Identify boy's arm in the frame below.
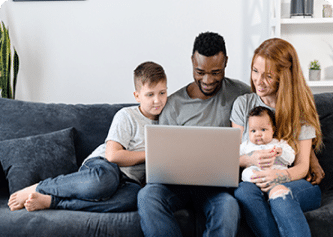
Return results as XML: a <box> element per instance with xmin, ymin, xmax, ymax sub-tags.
<box><xmin>105</xmin><ymin>140</ymin><xmax>145</xmax><ymax>167</ymax></box>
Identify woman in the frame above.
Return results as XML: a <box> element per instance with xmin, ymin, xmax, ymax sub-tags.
<box><xmin>231</xmin><ymin>38</ymin><xmax>322</xmax><ymax>237</ymax></box>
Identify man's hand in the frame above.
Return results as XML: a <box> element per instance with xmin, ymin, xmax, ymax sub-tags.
<box><xmin>306</xmin><ymin>150</ymin><xmax>325</xmax><ymax>185</ymax></box>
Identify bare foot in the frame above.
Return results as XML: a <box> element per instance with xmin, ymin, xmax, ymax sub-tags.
<box><xmin>8</xmin><ymin>184</ymin><xmax>38</xmax><ymax>211</ymax></box>
<box><xmin>24</xmin><ymin>193</ymin><xmax>51</xmax><ymax>212</ymax></box>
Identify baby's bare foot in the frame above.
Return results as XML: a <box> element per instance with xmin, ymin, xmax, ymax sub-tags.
<box><xmin>8</xmin><ymin>184</ymin><xmax>38</xmax><ymax>211</ymax></box>
<box><xmin>24</xmin><ymin>193</ymin><xmax>51</xmax><ymax>212</ymax></box>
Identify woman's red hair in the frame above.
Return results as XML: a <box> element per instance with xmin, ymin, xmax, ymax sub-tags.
<box><xmin>251</xmin><ymin>38</ymin><xmax>322</xmax><ymax>153</ymax></box>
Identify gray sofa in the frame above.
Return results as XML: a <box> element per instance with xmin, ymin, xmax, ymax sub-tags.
<box><xmin>0</xmin><ymin>93</ymin><xmax>332</xmax><ymax>237</ymax></box>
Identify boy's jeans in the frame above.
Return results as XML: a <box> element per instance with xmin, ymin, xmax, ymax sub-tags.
<box><xmin>36</xmin><ymin>157</ymin><xmax>141</xmax><ymax>212</ymax></box>
<box><xmin>234</xmin><ymin>179</ymin><xmax>321</xmax><ymax>237</ymax></box>
<box><xmin>138</xmin><ymin>183</ymin><xmax>240</xmax><ymax>237</ymax></box>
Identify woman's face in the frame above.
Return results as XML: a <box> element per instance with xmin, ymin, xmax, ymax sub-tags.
<box><xmin>251</xmin><ymin>56</ymin><xmax>277</xmax><ymax>98</ymax></box>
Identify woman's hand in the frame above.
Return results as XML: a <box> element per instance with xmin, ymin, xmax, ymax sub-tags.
<box><xmin>246</xmin><ymin>147</ymin><xmax>280</xmax><ymax>169</ymax></box>
<box><xmin>250</xmin><ymin>169</ymin><xmax>291</xmax><ymax>193</ymax></box>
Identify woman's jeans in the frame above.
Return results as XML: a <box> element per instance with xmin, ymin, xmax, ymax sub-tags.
<box><xmin>234</xmin><ymin>180</ymin><xmax>321</xmax><ymax>237</ymax></box>
<box><xmin>138</xmin><ymin>183</ymin><xmax>240</xmax><ymax>237</ymax></box>
<box><xmin>36</xmin><ymin>157</ymin><xmax>141</xmax><ymax>212</ymax></box>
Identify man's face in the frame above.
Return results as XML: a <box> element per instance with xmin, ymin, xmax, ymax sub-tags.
<box><xmin>191</xmin><ymin>51</ymin><xmax>227</xmax><ymax>98</ymax></box>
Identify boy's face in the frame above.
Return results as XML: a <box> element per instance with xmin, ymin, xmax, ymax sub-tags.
<box><xmin>134</xmin><ymin>80</ymin><xmax>167</xmax><ymax>120</ymax></box>
<box><xmin>248</xmin><ymin>113</ymin><xmax>274</xmax><ymax>145</ymax></box>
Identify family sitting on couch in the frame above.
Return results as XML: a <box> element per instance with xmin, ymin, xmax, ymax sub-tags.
<box><xmin>7</xmin><ymin>32</ymin><xmax>325</xmax><ymax>237</ymax></box>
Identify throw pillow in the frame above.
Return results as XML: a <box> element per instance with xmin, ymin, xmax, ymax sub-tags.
<box><xmin>0</xmin><ymin>128</ymin><xmax>78</xmax><ymax>194</ymax></box>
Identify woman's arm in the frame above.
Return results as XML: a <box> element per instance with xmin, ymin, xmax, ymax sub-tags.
<box><xmin>232</xmin><ymin>122</ymin><xmax>244</xmax><ymax>143</ymax></box>
<box><xmin>252</xmin><ymin>139</ymin><xmax>312</xmax><ymax>192</ymax></box>
<box><xmin>287</xmin><ymin>139</ymin><xmax>312</xmax><ymax>180</ymax></box>
<box><xmin>232</xmin><ymin>122</ymin><xmax>249</xmax><ymax>167</ymax></box>
<box><xmin>105</xmin><ymin>140</ymin><xmax>145</xmax><ymax>167</ymax></box>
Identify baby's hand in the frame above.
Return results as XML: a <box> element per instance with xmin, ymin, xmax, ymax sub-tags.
<box><xmin>274</xmin><ymin>146</ymin><xmax>282</xmax><ymax>157</ymax></box>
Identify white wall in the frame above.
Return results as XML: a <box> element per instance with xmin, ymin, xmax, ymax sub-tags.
<box><xmin>281</xmin><ymin>0</ymin><xmax>333</xmax><ymax>81</ymax></box>
<box><xmin>0</xmin><ymin>0</ymin><xmax>270</xmax><ymax>104</ymax></box>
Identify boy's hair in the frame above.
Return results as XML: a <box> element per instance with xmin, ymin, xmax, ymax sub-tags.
<box><xmin>134</xmin><ymin>61</ymin><xmax>166</xmax><ymax>91</ymax></box>
<box><xmin>248</xmin><ymin>106</ymin><xmax>276</xmax><ymax>131</ymax></box>
<box><xmin>192</xmin><ymin>32</ymin><xmax>227</xmax><ymax>57</ymax></box>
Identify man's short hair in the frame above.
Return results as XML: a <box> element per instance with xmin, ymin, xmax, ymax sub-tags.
<box><xmin>134</xmin><ymin>61</ymin><xmax>167</xmax><ymax>91</ymax></box>
<box><xmin>192</xmin><ymin>32</ymin><xmax>227</xmax><ymax>57</ymax></box>
<box><xmin>248</xmin><ymin>106</ymin><xmax>276</xmax><ymax>129</ymax></box>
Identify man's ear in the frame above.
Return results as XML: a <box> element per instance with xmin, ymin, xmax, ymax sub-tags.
<box><xmin>133</xmin><ymin>91</ymin><xmax>140</xmax><ymax>103</ymax></box>
<box><xmin>224</xmin><ymin>56</ymin><xmax>229</xmax><ymax>68</ymax></box>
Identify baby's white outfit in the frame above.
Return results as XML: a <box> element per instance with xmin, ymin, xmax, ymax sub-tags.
<box><xmin>240</xmin><ymin>138</ymin><xmax>295</xmax><ymax>182</ymax></box>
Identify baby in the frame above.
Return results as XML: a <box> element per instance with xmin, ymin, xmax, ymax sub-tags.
<box><xmin>241</xmin><ymin>106</ymin><xmax>295</xmax><ymax>182</ymax></box>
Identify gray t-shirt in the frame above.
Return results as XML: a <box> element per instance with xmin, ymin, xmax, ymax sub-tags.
<box><xmin>230</xmin><ymin>93</ymin><xmax>316</xmax><ymax>143</ymax></box>
<box><xmin>86</xmin><ymin>106</ymin><xmax>157</xmax><ymax>184</ymax></box>
<box><xmin>159</xmin><ymin>77</ymin><xmax>251</xmax><ymax>126</ymax></box>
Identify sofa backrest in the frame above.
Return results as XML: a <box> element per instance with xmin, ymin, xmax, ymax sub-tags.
<box><xmin>0</xmin><ymin>93</ymin><xmax>332</xmax><ymax>194</ymax></box>
<box><xmin>0</xmin><ymin>98</ymin><xmax>136</xmax><ymax>193</ymax></box>
<box><xmin>314</xmin><ymin>93</ymin><xmax>333</xmax><ymax>193</ymax></box>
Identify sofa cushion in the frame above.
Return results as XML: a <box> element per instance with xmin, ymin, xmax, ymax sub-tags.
<box><xmin>0</xmin><ymin>128</ymin><xmax>78</xmax><ymax>194</ymax></box>
<box><xmin>314</xmin><ymin>93</ymin><xmax>333</xmax><ymax>193</ymax></box>
<box><xmin>0</xmin><ymin>98</ymin><xmax>136</xmax><ymax>194</ymax></box>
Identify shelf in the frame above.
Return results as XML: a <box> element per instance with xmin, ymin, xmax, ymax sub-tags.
<box><xmin>281</xmin><ymin>17</ymin><xmax>333</xmax><ymax>24</ymax></box>
<box><xmin>306</xmin><ymin>80</ymin><xmax>333</xmax><ymax>87</ymax></box>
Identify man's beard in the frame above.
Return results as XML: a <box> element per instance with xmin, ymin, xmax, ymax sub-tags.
<box><xmin>198</xmin><ymin>82</ymin><xmax>222</xmax><ymax>97</ymax></box>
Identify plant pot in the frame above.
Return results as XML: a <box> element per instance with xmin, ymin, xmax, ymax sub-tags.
<box><xmin>309</xmin><ymin>69</ymin><xmax>321</xmax><ymax>81</ymax></box>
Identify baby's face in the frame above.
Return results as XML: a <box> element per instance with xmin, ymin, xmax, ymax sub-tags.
<box><xmin>248</xmin><ymin>113</ymin><xmax>274</xmax><ymax>145</ymax></box>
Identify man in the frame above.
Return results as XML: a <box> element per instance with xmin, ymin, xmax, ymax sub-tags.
<box><xmin>137</xmin><ymin>32</ymin><xmax>251</xmax><ymax>237</ymax></box>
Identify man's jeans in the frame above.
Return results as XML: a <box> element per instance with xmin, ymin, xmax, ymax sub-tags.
<box><xmin>36</xmin><ymin>157</ymin><xmax>141</xmax><ymax>212</ymax></box>
<box><xmin>137</xmin><ymin>183</ymin><xmax>240</xmax><ymax>237</ymax></box>
<box><xmin>234</xmin><ymin>180</ymin><xmax>321</xmax><ymax>237</ymax></box>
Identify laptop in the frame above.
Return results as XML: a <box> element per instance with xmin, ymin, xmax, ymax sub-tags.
<box><xmin>145</xmin><ymin>125</ymin><xmax>241</xmax><ymax>187</ymax></box>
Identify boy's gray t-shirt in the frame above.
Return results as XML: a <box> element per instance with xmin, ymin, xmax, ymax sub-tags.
<box><xmin>86</xmin><ymin>106</ymin><xmax>157</xmax><ymax>184</ymax></box>
<box><xmin>159</xmin><ymin>77</ymin><xmax>251</xmax><ymax>126</ymax></box>
<box><xmin>230</xmin><ymin>93</ymin><xmax>316</xmax><ymax>143</ymax></box>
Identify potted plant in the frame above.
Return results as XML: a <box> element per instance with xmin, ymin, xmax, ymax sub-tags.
<box><xmin>0</xmin><ymin>22</ymin><xmax>19</xmax><ymax>99</ymax></box>
<box><xmin>309</xmin><ymin>60</ymin><xmax>321</xmax><ymax>81</ymax></box>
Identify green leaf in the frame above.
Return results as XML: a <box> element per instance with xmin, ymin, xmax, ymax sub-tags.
<box><xmin>13</xmin><ymin>49</ymin><xmax>19</xmax><ymax>99</ymax></box>
<box><xmin>0</xmin><ymin>21</ymin><xmax>19</xmax><ymax>99</ymax></box>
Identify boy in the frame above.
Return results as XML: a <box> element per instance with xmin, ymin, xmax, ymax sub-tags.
<box><xmin>241</xmin><ymin>106</ymin><xmax>295</xmax><ymax>182</ymax></box>
<box><xmin>8</xmin><ymin>61</ymin><xmax>168</xmax><ymax>212</ymax></box>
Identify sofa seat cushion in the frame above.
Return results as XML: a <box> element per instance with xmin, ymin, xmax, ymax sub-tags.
<box><xmin>305</xmin><ymin>190</ymin><xmax>333</xmax><ymax>237</ymax></box>
<box><xmin>0</xmin><ymin>128</ymin><xmax>78</xmax><ymax>194</ymax></box>
<box><xmin>0</xmin><ymin>197</ymin><xmax>143</xmax><ymax>237</ymax></box>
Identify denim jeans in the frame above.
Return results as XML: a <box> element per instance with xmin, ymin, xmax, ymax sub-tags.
<box><xmin>234</xmin><ymin>180</ymin><xmax>321</xmax><ymax>237</ymax></box>
<box><xmin>137</xmin><ymin>183</ymin><xmax>240</xmax><ymax>237</ymax></box>
<box><xmin>36</xmin><ymin>157</ymin><xmax>141</xmax><ymax>212</ymax></box>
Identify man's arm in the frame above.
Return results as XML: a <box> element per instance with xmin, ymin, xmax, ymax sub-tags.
<box><xmin>306</xmin><ymin>149</ymin><xmax>325</xmax><ymax>185</ymax></box>
<box><xmin>105</xmin><ymin>140</ymin><xmax>145</xmax><ymax>167</ymax></box>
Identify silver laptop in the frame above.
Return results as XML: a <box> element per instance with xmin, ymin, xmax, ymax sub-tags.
<box><xmin>145</xmin><ymin>125</ymin><xmax>241</xmax><ymax>187</ymax></box>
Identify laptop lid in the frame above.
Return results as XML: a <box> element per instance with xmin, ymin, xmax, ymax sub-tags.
<box><xmin>145</xmin><ymin>125</ymin><xmax>241</xmax><ymax>187</ymax></box>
